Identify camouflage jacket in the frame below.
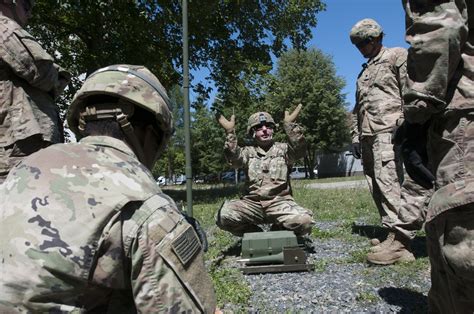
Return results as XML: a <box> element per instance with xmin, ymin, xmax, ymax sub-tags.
<box><xmin>224</xmin><ymin>122</ymin><xmax>306</xmax><ymax>200</ymax></box>
<box><xmin>351</xmin><ymin>47</ymin><xmax>407</xmax><ymax>143</ymax></box>
<box><xmin>402</xmin><ymin>0</ymin><xmax>474</xmax><ymax>121</ymax></box>
<box><xmin>0</xmin><ymin>13</ymin><xmax>70</xmax><ymax>147</ymax></box>
<box><xmin>402</xmin><ymin>0</ymin><xmax>474</xmax><ymax>220</ymax></box>
<box><xmin>0</xmin><ymin>136</ymin><xmax>216</xmax><ymax>313</ymax></box>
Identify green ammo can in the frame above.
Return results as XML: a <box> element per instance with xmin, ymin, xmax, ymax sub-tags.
<box><xmin>239</xmin><ymin>230</ymin><xmax>314</xmax><ymax>274</ymax></box>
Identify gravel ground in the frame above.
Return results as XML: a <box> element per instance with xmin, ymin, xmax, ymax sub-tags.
<box><xmin>219</xmin><ymin>221</ymin><xmax>431</xmax><ymax>312</ymax></box>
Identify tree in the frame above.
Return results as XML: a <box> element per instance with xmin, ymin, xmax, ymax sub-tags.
<box><xmin>152</xmin><ymin>85</ymin><xmax>185</xmax><ymax>179</ymax></box>
<box><xmin>266</xmin><ymin>48</ymin><xmax>350</xmax><ymax>178</ymax></box>
<box><xmin>28</xmin><ymin>1</ymin><xmax>325</xmax><ymax>101</ymax></box>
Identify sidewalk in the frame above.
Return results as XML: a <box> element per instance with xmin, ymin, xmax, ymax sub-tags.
<box><xmin>306</xmin><ymin>179</ymin><xmax>368</xmax><ymax>190</ymax></box>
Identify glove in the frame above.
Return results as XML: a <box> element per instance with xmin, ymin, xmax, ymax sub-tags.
<box><xmin>351</xmin><ymin>142</ymin><xmax>361</xmax><ymax>159</ymax></box>
<box><xmin>184</xmin><ymin>214</ymin><xmax>208</xmax><ymax>252</ymax></box>
<box><xmin>284</xmin><ymin>103</ymin><xmax>303</xmax><ymax>123</ymax></box>
<box><xmin>217</xmin><ymin>114</ymin><xmax>235</xmax><ymax>133</ymax></box>
<box><xmin>401</xmin><ymin>122</ymin><xmax>435</xmax><ymax>189</ymax></box>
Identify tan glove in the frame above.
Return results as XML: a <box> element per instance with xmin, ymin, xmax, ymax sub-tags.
<box><xmin>284</xmin><ymin>103</ymin><xmax>303</xmax><ymax>123</ymax></box>
<box><xmin>217</xmin><ymin>114</ymin><xmax>235</xmax><ymax>133</ymax></box>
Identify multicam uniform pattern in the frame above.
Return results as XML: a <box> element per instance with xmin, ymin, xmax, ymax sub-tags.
<box><xmin>352</xmin><ymin>46</ymin><xmax>405</xmax><ymax>229</ymax></box>
<box><xmin>0</xmin><ymin>13</ymin><xmax>70</xmax><ymax>183</ymax></box>
<box><xmin>352</xmin><ymin>46</ymin><xmax>429</xmax><ymax>238</ymax></box>
<box><xmin>402</xmin><ymin>0</ymin><xmax>474</xmax><ymax>312</ymax></box>
<box><xmin>0</xmin><ymin>136</ymin><xmax>216</xmax><ymax>313</ymax></box>
<box><xmin>216</xmin><ymin>122</ymin><xmax>314</xmax><ymax>236</ymax></box>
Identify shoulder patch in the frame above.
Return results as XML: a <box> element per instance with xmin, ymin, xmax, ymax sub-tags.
<box><xmin>171</xmin><ymin>225</ymin><xmax>201</xmax><ymax>265</ymax></box>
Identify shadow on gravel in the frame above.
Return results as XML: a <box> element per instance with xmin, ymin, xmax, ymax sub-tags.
<box><xmin>351</xmin><ymin>224</ymin><xmax>427</xmax><ymax>258</ymax></box>
<box><xmin>378</xmin><ymin>287</ymin><xmax>428</xmax><ymax>313</ymax></box>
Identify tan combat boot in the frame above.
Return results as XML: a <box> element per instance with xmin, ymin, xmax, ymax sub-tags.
<box><xmin>366</xmin><ymin>233</ymin><xmax>415</xmax><ymax>265</ymax></box>
<box><xmin>370</xmin><ymin>231</ymin><xmax>396</xmax><ymax>253</ymax></box>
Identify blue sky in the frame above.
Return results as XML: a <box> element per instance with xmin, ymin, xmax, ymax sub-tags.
<box><xmin>192</xmin><ymin>0</ymin><xmax>408</xmax><ymax>111</ymax></box>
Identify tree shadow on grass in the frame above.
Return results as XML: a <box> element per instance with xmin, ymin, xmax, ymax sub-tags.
<box><xmin>378</xmin><ymin>287</ymin><xmax>427</xmax><ymax>313</ymax></box>
<box><xmin>351</xmin><ymin>223</ymin><xmax>427</xmax><ymax>258</ymax></box>
<box><xmin>163</xmin><ymin>185</ymin><xmax>242</xmax><ymax>204</ymax></box>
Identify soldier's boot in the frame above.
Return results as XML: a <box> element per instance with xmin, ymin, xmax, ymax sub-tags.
<box><xmin>369</xmin><ymin>238</ymin><xmax>380</xmax><ymax>246</ymax></box>
<box><xmin>366</xmin><ymin>233</ymin><xmax>415</xmax><ymax>265</ymax></box>
<box><xmin>370</xmin><ymin>231</ymin><xmax>396</xmax><ymax>252</ymax></box>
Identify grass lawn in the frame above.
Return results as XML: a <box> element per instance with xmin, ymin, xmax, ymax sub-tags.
<box><xmin>162</xmin><ymin>179</ymin><xmax>429</xmax><ymax>309</ymax></box>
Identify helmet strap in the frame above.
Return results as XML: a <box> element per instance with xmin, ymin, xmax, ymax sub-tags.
<box><xmin>78</xmin><ymin>104</ymin><xmax>147</xmax><ymax>164</ymax></box>
<box><xmin>116</xmin><ymin>113</ymin><xmax>148</xmax><ymax>164</ymax></box>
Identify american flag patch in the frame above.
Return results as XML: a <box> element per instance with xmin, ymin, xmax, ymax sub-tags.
<box><xmin>171</xmin><ymin>226</ymin><xmax>201</xmax><ymax>265</ymax></box>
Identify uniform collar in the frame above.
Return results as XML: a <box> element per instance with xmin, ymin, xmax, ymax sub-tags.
<box><xmin>80</xmin><ymin>136</ymin><xmax>137</xmax><ymax>159</ymax></box>
<box><xmin>367</xmin><ymin>46</ymin><xmax>387</xmax><ymax>65</ymax></box>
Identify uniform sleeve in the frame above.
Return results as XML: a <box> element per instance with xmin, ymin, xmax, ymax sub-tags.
<box><xmin>350</xmin><ymin>105</ymin><xmax>360</xmax><ymax>144</ymax></box>
<box><xmin>0</xmin><ymin>23</ymin><xmax>70</xmax><ymax>97</ymax></box>
<box><xmin>129</xmin><ymin>206</ymin><xmax>216</xmax><ymax>313</ymax></box>
<box><xmin>283</xmin><ymin>122</ymin><xmax>307</xmax><ymax>162</ymax></box>
<box><xmin>402</xmin><ymin>0</ymin><xmax>468</xmax><ymax>121</ymax></box>
<box><xmin>395</xmin><ymin>49</ymin><xmax>408</xmax><ymax>125</ymax></box>
<box><xmin>224</xmin><ymin>131</ymin><xmax>245</xmax><ymax>168</ymax></box>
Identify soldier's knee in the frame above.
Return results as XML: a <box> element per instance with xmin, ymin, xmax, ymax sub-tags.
<box><xmin>284</xmin><ymin>214</ymin><xmax>314</xmax><ymax>236</ymax></box>
<box><xmin>215</xmin><ymin>201</ymin><xmax>237</xmax><ymax>229</ymax></box>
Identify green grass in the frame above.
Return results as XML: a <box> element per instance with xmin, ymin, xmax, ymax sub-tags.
<box><xmin>162</xmin><ymin>180</ymin><xmax>429</xmax><ymax>309</ymax></box>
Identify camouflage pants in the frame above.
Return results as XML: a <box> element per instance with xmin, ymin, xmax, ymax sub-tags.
<box><xmin>425</xmin><ymin>204</ymin><xmax>474</xmax><ymax>313</ymax></box>
<box><xmin>393</xmin><ymin>174</ymin><xmax>432</xmax><ymax>240</ymax></box>
<box><xmin>0</xmin><ymin>135</ymin><xmax>50</xmax><ymax>184</ymax></box>
<box><xmin>361</xmin><ymin>133</ymin><xmax>403</xmax><ymax>228</ymax></box>
<box><xmin>216</xmin><ymin>195</ymin><xmax>314</xmax><ymax>236</ymax></box>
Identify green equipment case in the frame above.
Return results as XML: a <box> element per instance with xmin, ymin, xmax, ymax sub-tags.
<box><xmin>239</xmin><ymin>230</ymin><xmax>314</xmax><ymax>274</ymax></box>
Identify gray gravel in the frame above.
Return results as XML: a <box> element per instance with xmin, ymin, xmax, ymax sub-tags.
<box><xmin>220</xmin><ymin>221</ymin><xmax>431</xmax><ymax>312</ymax></box>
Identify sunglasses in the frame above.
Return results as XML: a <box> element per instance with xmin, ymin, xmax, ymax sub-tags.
<box><xmin>355</xmin><ymin>38</ymin><xmax>373</xmax><ymax>49</ymax></box>
<box><xmin>255</xmin><ymin>123</ymin><xmax>274</xmax><ymax>131</ymax></box>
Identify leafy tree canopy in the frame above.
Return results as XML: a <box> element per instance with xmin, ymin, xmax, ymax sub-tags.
<box><xmin>265</xmin><ymin>48</ymin><xmax>351</xmax><ymax>177</ymax></box>
<box><xmin>29</xmin><ymin>0</ymin><xmax>325</xmax><ymax>97</ymax></box>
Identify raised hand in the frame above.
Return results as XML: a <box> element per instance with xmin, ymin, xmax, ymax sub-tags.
<box><xmin>284</xmin><ymin>103</ymin><xmax>303</xmax><ymax>123</ymax></box>
<box><xmin>217</xmin><ymin>114</ymin><xmax>235</xmax><ymax>133</ymax></box>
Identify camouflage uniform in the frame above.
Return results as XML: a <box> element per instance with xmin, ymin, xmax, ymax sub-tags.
<box><xmin>0</xmin><ymin>136</ymin><xmax>216</xmax><ymax>313</ymax></box>
<box><xmin>0</xmin><ymin>12</ymin><xmax>70</xmax><ymax>183</ymax></box>
<box><xmin>351</xmin><ymin>46</ymin><xmax>409</xmax><ymax>230</ymax></box>
<box><xmin>216</xmin><ymin>120</ymin><xmax>314</xmax><ymax>236</ymax></box>
<box><xmin>402</xmin><ymin>0</ymin><xmax>474</xmax><ymax>311</ymax></box>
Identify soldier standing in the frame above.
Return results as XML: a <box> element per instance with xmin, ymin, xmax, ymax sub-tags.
<box><xmin>401</xmin><ymin>0</ymin><xmax>474</xmax><ymax>312</ymax></box>
<box><xmin>349</xmin><ymin>18</ymin><xmax>431</xmax><ymax>265</ymax></box>
<box><xmin>0</xmin><ymin>0</ymin><xmax>70</xmax><ymax>183</ymax></box>
<box><xmin>215</xmin><ymin>105</ymin><xmax>314</xmax><ymax>237</ymax></box>
<box><xmin>0</xmin><ymin>65</ymin><xmax>217</xmax><ymax>313</ymax></box>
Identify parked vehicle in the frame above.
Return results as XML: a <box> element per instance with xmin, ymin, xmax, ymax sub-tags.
<box><xmin>157</xmin><ymin>176</ymin><xmax>166</xmax><ymax>186</ymax></box>
<box><xmin>290</xmin><ymin>166</ymin><xmax>318</xmax><ymax>179</ymax></box>
<box><xmin>221</xmin><ymin>170</ymin><xmax>245</xmax><ymax>183</ymax></box>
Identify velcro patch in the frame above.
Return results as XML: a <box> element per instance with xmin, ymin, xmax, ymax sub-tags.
<box><xmin>171</xmin><ymin>226</ymin><xmax>201</xmax><ymax>266</ymax></box>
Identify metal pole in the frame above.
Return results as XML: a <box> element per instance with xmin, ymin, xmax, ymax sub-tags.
<box><xmin>182</xmin><ymin>0</ymin><xmax>193</xmax><ymax>216</ymax></box>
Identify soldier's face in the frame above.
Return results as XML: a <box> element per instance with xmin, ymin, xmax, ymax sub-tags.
<box><xmin>254</xmin><ymin>123</ymin><xmax>273</xmax><ymax>146</ymax></box>
<box><xmin>356</xmin><ymin>38</ymin><xmax>381</xmax><ymax>59</ymax></box>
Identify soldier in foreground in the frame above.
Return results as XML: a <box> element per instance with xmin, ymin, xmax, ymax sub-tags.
<box><xmin>215</xmin><ymin>105</ymin><xmax>314</xmax><ymax>237</ymax></box>
<box><xmin>0</xmin><ymin>65</ymin><xmax>216</xmax><ymax>312</ymax></box>
<box><xmin>0</xmin><ymin>0</ymin><xmax>71</xmax><ymax>183</ymax></box>
<box><xmin>401</xmin><ymin>0</ymin><xmax>474</xmax><ymax>311</ymax></box>
<box><xmin>349</xmin><ymin>18</ymin><xmax>431</xmax><ymax>265</ymax></box>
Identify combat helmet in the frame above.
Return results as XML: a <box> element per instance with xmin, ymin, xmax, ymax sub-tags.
<box><xmin>247</xmin><ymin>112</ymin><xmax>275</xmax><ymax>135</ymax></box>
<box><xmin>68</xmin><ymin>64</ymin><xmax>174</xmax><ymax>162</ymax></box>
<box><xmin>350</xmin><ymin>18</ymin><xmax>383</xmax><ymax>45</ymax></box>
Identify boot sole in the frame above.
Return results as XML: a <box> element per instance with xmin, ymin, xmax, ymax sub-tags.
<box><xmin>366</xmin><ymin>253</ymin><xmax>415</xmax><ymax>265</ymax></box>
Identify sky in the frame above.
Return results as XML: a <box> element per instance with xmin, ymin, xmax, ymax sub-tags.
<box><xmin>192</xmin><ymin>0</ymin><xmax>408</xmax><ymax>111</ymax></box>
